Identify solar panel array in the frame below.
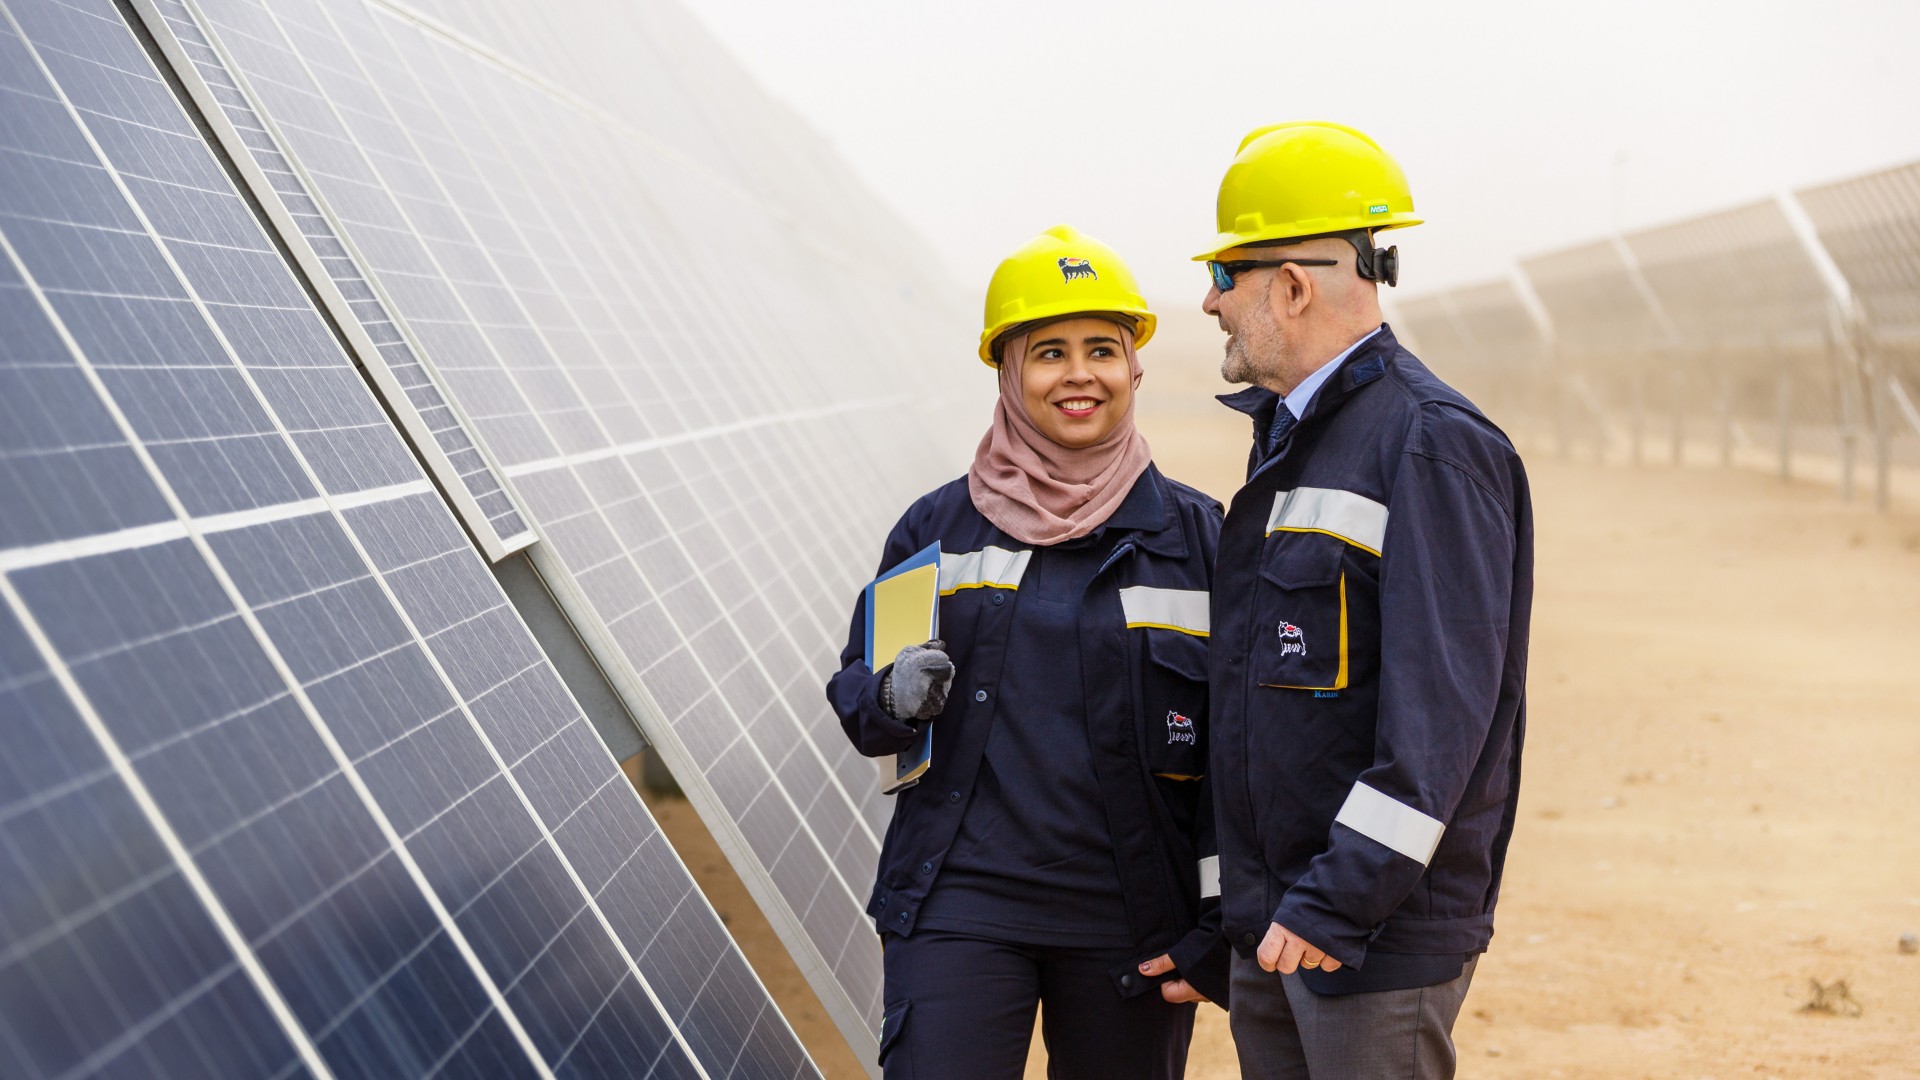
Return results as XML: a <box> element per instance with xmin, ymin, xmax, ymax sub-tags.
<box><xmin>1798</xmin><ymin>161</ymin><xmax>1920</xmax><ymax>383</ymax></box>
<box><xmin>131</xmin><ymin>0</ymin><xmax>990</xmax><ymax>1053</ymax></box>
<box><xmin>0</xmin><ymin>0</ymin><xmax>987</xmax><ymax>1073</ymax></box>
<box><xmin>0</xmin><ymin>2</ymin><xmax>820</xmax><ymax>1074</ymax></box>
<box><xmin>1394</xmin><ymin>159</ymin><xmax>1920</xmax><ymax>500</ymax></box>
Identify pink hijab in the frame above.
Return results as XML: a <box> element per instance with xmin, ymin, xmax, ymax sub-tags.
<box><xmin>967</xmin><ymin>320</ymin><xmax>1154</xmax><ymax>545</ymax></box>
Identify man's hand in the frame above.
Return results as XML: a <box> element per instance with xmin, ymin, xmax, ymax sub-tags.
<box><xmin>1256</xmin><ymin>922</ymin><xmax>1342</xmax><ymax>975</ymax></box>
<box><xmin>1137</xmin><ymin>954</ymin><xmax>1209</xmax><ymax>1003</ymax></box>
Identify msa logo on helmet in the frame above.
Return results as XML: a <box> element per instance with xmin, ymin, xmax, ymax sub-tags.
<box><xmin>1165</xmin><ymin>710</ymin><xmax>1196</xmax><ymax>745</ymax></box>
<box><xmin>1277</xmin><ymin>621</ymin><xmax>1306</xmax><ymax>657</ymax></box>
<box><xmin>1368</xmin><ymin>203</ymin><xmax>1390</xmax><ymax>215</ymax></box>
<box><xmin>1058</xmin><ymin>256</ymin><xmax>1098</xmax><ymax>282</ymax></box>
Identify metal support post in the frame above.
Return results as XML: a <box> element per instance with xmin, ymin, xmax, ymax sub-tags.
<box><xmin>1718</xmin><ymin>375</ymin><xmax>1734</xmax><ymax>468</ymax></box>
<box><xmin>1631</xmin><ymin>371</ymin><xmax>1645</xmax><ymax>466</ymax></box>
<box><xmin>1873</xmin><ymin>370</ymin><xmax>1892</xmax><ymax>512</ymax></box>
<box><xmin>1776</xmin><ymin>369</ymin><xmax>1792</xmax><ymax>481</ymax></box>
<box><xmin>1554</xmin><ymin>376</ymin><xmax>1572</xmax><ymax>460</ymax></box>
<box><xmin>1837</xmin><ymin>347</ymin><xmax>1862</xmax><ymax>503</ymax></box>
<box><xmin>1669</xmin><ymin>368</ymin><xmax>1685</xmax><ymax>467</ymax></box>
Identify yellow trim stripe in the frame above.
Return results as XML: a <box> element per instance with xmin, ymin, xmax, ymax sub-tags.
<box><xmin>1268</xmin><ymin>525</ymin><xmax>1381</xmax><ymax>559</ymax></box>
<box><xmin>1127</xmin><ymin>621</ymin><xmax>1209</xmax><ymax>637</ymax></box>
<box><xmin>1265</xmin><ymin>487</ymin><xmax>1388</xmax><ymax>555</ymax></box>
<box><xmin>1260</xmin><ymin>572</ymin><xmax>1349</xmax><ymax>691</ymax></box>
<box><xmin>1119</xmin><ymin>586</ymin><xmax>1211</xmax><ymax>636</ymax></box>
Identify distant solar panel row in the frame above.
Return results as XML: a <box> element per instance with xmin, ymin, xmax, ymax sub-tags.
<box><xmin>117</xmin><ymin>0</ymin><xmax>983</xmax><ymax>1061</ymax></box>
<box><xmin>0</xmin><ymin>1</ymin><xmax>819</xmax><ymax>1075</ymax></box>
<box><xmin>1401</xmin><ymin>158</ymin><xmax>1920</xmax><ymax>376</ymax></box>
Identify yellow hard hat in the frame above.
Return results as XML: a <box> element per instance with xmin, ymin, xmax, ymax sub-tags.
<box><xmin>979</xmin><ymin>224</ymin><xmax>1156</xmax><ymax>366</ymax></box>
<box><xmin>1194</xmin><ymin>122</ymin><xmax>1423</xmax><ymax>262</ymax></box>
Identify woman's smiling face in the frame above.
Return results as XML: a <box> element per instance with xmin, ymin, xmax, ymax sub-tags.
<box><xmin>1018</xmin><ymin>316</ymin><xmax>1135</xmax><ymax>449</ymax></box>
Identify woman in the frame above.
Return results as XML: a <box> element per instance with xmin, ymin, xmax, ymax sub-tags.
<box><xmin>827</xmin><ymin>225</ymin><xmax>1227</xmax><ymax>1079</ymax></box>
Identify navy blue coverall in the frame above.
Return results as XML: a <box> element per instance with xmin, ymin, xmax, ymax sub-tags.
<box><xmin>1209</xmin><ymin>325</ymin><xmax>1534</xmax><ymax>990</ymax></box>
<box><xmin>828</xmin><ymin>465</ymin><xmax>1230</xmax><ymax>1078</ymax></box>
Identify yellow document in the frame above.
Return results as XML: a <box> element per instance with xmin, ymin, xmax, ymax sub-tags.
<box><xmin>865</xmin><ymin>543</ymin><xmax>940</xmax><ymax>794</ymax></box>
<box><xmin>869</xmin><ymin>563</ymin><xmax>939</xmax><ymax>672</ymax></box>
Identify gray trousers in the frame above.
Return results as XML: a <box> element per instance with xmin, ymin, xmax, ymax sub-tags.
<box><xmin>1228</xmin><ymin>954</ymin><xmax>1477</xmax><ymax>1079</ymax></box>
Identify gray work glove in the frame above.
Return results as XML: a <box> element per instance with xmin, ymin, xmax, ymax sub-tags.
<box><xmin>881</xmin><ymin>639</ymin><xmax>954</xmax><ymax>722</ymax></box>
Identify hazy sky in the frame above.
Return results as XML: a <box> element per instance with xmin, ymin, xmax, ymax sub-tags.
<box><xmin>683</xmin><ymin>0</ymin><xmax>1920</xmax><ymax>310</ymax></box>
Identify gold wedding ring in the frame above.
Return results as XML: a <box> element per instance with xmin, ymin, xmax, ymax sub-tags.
<box><xmin>1301</xmin><ymin>958</ymin><xmax>1320</xmax><ymax>969</ymax></box>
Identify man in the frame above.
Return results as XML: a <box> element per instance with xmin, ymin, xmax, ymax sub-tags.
<box><xmin>1195</xmin><ymin>122</ymin><xmax>1533</xmax><ymax>1078</ymax></box>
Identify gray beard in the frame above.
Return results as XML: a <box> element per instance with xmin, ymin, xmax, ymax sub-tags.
<box><xmin>1221</xmin><ymin>334</ymin><xmax>1255</xmax><ymax>385</ymax></box>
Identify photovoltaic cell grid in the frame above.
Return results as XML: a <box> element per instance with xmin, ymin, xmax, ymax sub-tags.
<box><xmin>1391</xmin><ymin>293</ymin><xmax>1471</xmax><ymax>373</ymax></box>
<box><xmin>382</xmin><ymin>0</ymin><xmax>962</xmax><ymax>315</ymax></box>
<box><xmin>1797</xmin><ymin>161</ymin><xmax>1920</xmax><ymax>380</ymax></box>
<box><xmin>1518</xmin><ymin>238</ymin><xmax>1670</xmax><ymax>363</ymax></box>
<box><xmin>1392</xmin><ymin>159</ymin><xmax>1920</xmax><ymax>487</ymax></box>
<box><xmin>1623</xmin><ymin>199</ymin><xmax>1832</xmax><ymax>360</ymax></box>
<box><xmin>143</xmin><ymin>0</ymin><xmax>535</xmax><ymax>559</ymax></box>
<box><xmin>0</xmin><ymin>2</ymin><xmax>818</xmax><ymax>1076</ymax></box>
<box><xmin>1449</xmin><ymin>281</ymin><xmax>1548</xmax><ymax>375</ymax></box>
<box><xmin>1391</xmin><ymin>281</ymin><xmax>1550</xmax><ymax>429</ymax></box>
<box><xmin>135</xmin><ymin>0</ymin><xmax>987</xmax><ymax>1057</ymax></box>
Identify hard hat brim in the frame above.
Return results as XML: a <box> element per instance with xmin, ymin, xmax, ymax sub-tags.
<box><xmin>1192</xmin><ymin>215</ymin><xmax>1425</xmax><ymax>263</ymax></box>
<box><xmin>978</xmin><ymin>308</ymin><xmax>1158</xmax><ymax>367</ymax></box>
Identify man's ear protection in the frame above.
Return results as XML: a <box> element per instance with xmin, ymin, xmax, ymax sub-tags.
<box><xmin>1348</xmin><ymin>231</ymin><xmax>1399</xmax><ymax>288</ymax></box>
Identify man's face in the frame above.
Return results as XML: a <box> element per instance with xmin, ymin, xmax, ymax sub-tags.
<box><xmin>1204</xmin><ymin>259</ymin><xmax>1285</xmax><ymax>386</ymax></box>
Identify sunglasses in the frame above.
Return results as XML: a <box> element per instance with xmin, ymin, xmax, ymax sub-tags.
<box><xmin>1207</xmin><ymin>257</ymin><xmax>1339</xmax><ymax>292</ymax></box>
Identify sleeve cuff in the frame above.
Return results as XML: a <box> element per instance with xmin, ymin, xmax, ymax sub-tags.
<box><xmin>1272</xmin><ymin>901</ymin><xmax>1371</xmax><ymax>970</ymax></box>
<box><xmin>1167</xmin><ymin>925</ymin><xmax>1231</xmax><ymax>1006</ymax></box>
<box><xmin>858</xmin><ymin>663</ymin><xmax>921</xmax><ymax>747</ymax></box>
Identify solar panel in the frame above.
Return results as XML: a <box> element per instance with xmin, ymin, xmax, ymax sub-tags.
<box><xmin>1797</xmin><ymin>161</ymin><xmax>1920</xmax><ymax>381</ymax></box>
<box><xmin>127</xmin><ymin>0</ymin><xmax>985</xmax><ymax>1061</ymax></box>
<box><xmin>1519</xmin><ymin>238</ymin><xmax>1670</xmax><ymax>361</ymax></box>
<box><xmin>1624</xmin><ymin>198</ymin><xmax>1831</xmax><ymax>357</ymax></box>
<box><xmin>0</xmin><ymin>1</ymin><xmax>818</xmax><ymax>1075</ymax></box>
<box><xmin>139</xmin><ymin>0</ymin><xmax>536</xmax><ymax>560</ymax></box>
<box><xmin>1449</xmin><ymin>280</ymin><xmax>1549</xmax><ymax>374</ymax></box>
<box><xmin>1390</xmin><ymin>292</ymin><xmax>1472</xmax><ymax>369</ymax></box>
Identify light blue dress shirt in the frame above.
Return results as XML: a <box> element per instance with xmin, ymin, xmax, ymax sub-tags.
<box><xmin>1284</xmin><ymin>324</ymin><xmax>1385</xmax><ymax>421</ymax></box>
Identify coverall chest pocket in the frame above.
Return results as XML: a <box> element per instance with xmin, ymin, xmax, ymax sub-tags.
<box><xmin>1253</xmin><ymin>532</ymin><xmax>1349</xmax><ymax>691</ymax></box>
<box><xmin>1140</xmin><ymin>630</ymin><xmax>1208</xmax><ymax>781</ymax></box>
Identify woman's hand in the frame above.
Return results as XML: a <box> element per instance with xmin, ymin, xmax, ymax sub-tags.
<box><xmin>1137</xmin><ymin>954</ymin><xmax>1209</xmax><ymax>1004</ymax></box>
<box><xmin>884</xmin><ymin>639</ymin><xmax>954</xmax><ymax>720</ymax></box>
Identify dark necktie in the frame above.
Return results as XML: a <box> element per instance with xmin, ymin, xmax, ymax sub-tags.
<box><xmin>1263</xmin><ymin>403</ymin><xmax>1298</xmax><ymax>460</ymax></box>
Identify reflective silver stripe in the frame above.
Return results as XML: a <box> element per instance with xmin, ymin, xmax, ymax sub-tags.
<box><xmin>1266</xmin><ymin>488</ymin><xmax>1389</xmax><ymax>555</ymax></box>
<box><xmin>1198</xmin><ymin>855</ymin><xmax>1220</xmax><ymax>899</ymax></box>
<box><xmin>1118</xmin><ymin>586</ymin><xmax>1210</xmax><ymax>636</ymax></box>
<box><xmin>1334</xmin><ymin>781</ymin><xmax>1445</xmax><ymax>865</ymax></box>
<box><xmin>939</xmin><ymin>546</ymin><xmax>1031</xmax><ymax>593</ymax></box>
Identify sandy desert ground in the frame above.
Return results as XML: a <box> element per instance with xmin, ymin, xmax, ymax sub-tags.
<box><xmin>637</xmin><ymin>369</ymin><xmax>1920</xmax><ymax>1079</ymax></box>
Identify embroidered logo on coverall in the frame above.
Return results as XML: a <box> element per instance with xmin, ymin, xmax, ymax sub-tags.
<box><xmin>1166</xmin><ymin>711</ymin><xmax>1196</xmax><ymax>745</ymax></box>
<box><xmin>1277</xmin><ymin>621</ymin><xmax>1306</xmax><ymax>657</ymax></box>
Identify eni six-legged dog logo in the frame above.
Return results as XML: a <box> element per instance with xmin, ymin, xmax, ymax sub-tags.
<box><xmin>1277</xmin><ymin>621</ymin><xmax>1306</xmax><ymax>657</ymax></box>
<box><xmin>1058</xmin><ymin>256</ymin><xmax>1098</xmax><ymax>282</ymax></box>
<box><xmin>1165</xmin><ymin>711</ymin><xmax>1196</xmax><ymax>745</ymax></box>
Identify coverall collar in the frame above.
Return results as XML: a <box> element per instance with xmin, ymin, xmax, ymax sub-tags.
<box><xmin>1216</xmin><ymin>323</ymin><xmax>1400</xmax><ymax>477</ymax></box>
<box><xmin>1079</xmin><ymin>464</ymin><xmax>1186</xmax><ymax>560</ymax></box>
